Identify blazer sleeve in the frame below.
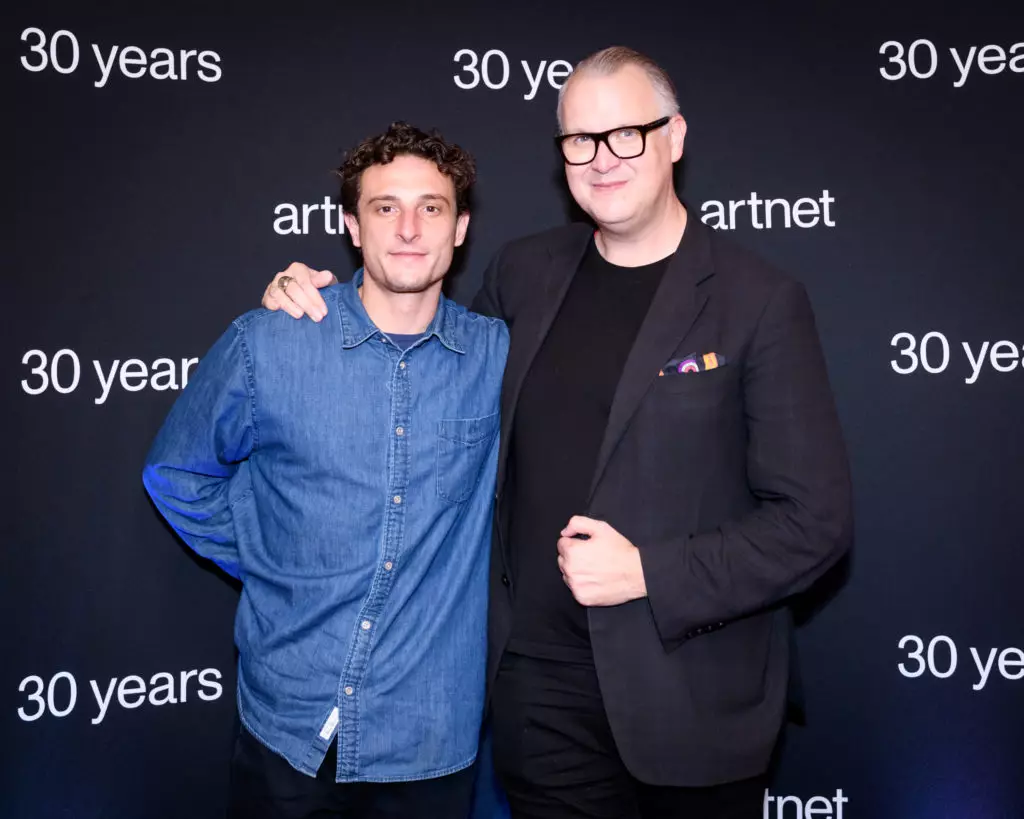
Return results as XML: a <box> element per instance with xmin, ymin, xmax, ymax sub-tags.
<box><xmin>142</xmin><ymin>321</ymin><xmax>257</xmax><ymax>579</ymax></box>
<box><xmin>641</xmin><ymin>279</ymin><xmax>853</xmax><ymax>649</ymax></box>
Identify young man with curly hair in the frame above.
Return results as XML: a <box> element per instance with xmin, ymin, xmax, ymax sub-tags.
<box><xmin>143</xmin><ymin>122</ymin><xmax>508</xmax><ymax>818</ymax></box>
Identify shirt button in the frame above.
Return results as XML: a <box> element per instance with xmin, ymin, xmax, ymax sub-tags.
<box><xmin>344</xmin><ymin>686</ymin><xmax>354</xmax><ymax>696</ymax></box>
<box><xmin>395</xmin><ymin>426</ymin><xmax>404</xmax><ymax>436</ymax></box>
<box><xmin>384</xmin><ymin>561</ymin><xmax>394</xmax><ymax>571</ymax></box>
<box><xmin>399</xmin><ymin>361</ymin><xmax>406</xmax><ymax>370</ymax></box>
<box><xmin>361</xmin><ymin>620</ymin><xmax>371</xmax><ymax>631</ymax></box>
<box><xmin>393</xmin><ymin>495</ymin><xmax>402</xmax><ymax>504</ymax></box>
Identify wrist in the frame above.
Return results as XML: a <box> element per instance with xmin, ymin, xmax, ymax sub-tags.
<box><xmin>630</xmin><ymin>547</ymin><xmax>648</xmax><ymax>599</ymax></box>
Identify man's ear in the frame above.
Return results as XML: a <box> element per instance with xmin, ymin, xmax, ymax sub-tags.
<box><xmin>454</xmin><ymin>211</ymin><xmax>470</xmax><ymax>247</ymax></box>
<box><xmin>670</xmin><ymin>114</ymin><xmax>687</xmax><ymax>163</ymax></box>
<box><xmin>343</xmin><ymin>212</ymin><xmax>361</xmax><ymax>248</ymax></box>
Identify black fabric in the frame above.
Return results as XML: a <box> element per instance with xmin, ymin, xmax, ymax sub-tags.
<box><xmin>385</xmin><ymin>332</ymin><xmax>425</xmax><ymax>351</ymax></box>
<box><xmin>490</xmin><ymin>651</ymin><xmax>767</xmax><ymax>819</ymax></box>
<box><xmin>227</xmin><ymin>727</ymin><xmax>476</xmax><ymax>819</ymax></box>
<box><xmin>505</xmin><ymin>237</ymin><xmax>669</xmax><ymax>662</ymax></box>
<box><xmin>316</xmin><ymin>738</ymin><xmax>340</xmax><ymax>784</ymax></box>
<box><xmin>474</xmin><ymin>219</ymin><xmax>852</xmax><ymax>785</ymax></box>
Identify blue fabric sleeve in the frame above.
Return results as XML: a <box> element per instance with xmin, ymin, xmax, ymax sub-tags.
<box><xmin>142</xmin><ymin>321</ymin><xmax>257</xmax><ymax>578</ymax></box>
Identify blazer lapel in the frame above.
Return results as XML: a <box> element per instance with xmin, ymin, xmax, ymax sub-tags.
<box><xmin>496</xmin><ymin>226</ymin><xmax>592</xmax><ymax>493</ymax></box>
<box><xmin>586</xmin><ymin>218</ymin><xmax>716</xmax><ymax>504</ymax></box>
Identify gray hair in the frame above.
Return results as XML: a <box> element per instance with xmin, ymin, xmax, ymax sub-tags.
<box><xmin>557</xmin><ymin>46</ymin><xmax>680</xmax><ymax>132</ymax></box>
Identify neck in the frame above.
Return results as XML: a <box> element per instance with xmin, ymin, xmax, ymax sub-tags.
<box><xmin>358</xmin><ymin>276</ymin><xmax>442</xmax><ymax>335</ymax></box>
<box><xmin>596</xmin><ymin>196</ymin><xmax>688</xmax><ymax>267</ymax></box>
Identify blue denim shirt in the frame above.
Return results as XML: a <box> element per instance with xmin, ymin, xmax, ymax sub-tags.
<box><xmin>143</xmin><ymin>271</ymin><xmax>508</xmax><ymax>782</ymax></box>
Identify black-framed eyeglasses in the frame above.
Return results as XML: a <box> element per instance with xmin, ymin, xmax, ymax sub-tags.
<box><xmin>555</xmin><ymin>116</ymin><xmax>671</xmax><ymax>165</ymax></box>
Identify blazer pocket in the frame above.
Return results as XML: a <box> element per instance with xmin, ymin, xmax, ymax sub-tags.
<box><xmin>436</xmin><ymin>412</ymin><xmax>499</xmax><ymax>504</ymax></box>
<box><xmin>684</xmin><ymin>614</ymin><xmax>775</xmax><ymax>712</ymax></box>
<box><xmin>653</xmin><ymin>364</ymin><xmax>735</xmax><ymax>408</ymax></box>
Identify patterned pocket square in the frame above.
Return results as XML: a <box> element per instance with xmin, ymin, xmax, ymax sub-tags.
<box><xmin>659</xmin><ymin>352</ymin><xmax>727</xmax><ymax>376</ymax></box>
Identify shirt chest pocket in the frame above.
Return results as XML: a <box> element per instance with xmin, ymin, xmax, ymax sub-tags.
<box><xmin>436</xmin><ymin>412</ymin><xmax>500</xmax><ymax>504</ymax></box>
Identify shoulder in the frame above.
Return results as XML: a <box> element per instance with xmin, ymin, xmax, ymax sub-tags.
<box><xmin>480</xmin><ymin>224</ymin><xmax>591</xmax><ymax>319</ymax></box>
<box><xmin>231</xmin><ymin>285</ymin><xmax>345</xmax><ymax>345</ymax></box>
<box><xmin>442</xmin><ymin>298</ymin><xmax>509</xmax><ymax>349</ymax></box>
<box><xmin>702</xmin><ymin>221</ymin><xmax>802</xmax><ymax>305</ymax></box>
<box><xmin>231</xmin><ymin>307</ymin><xmax>307</xmax><ymax>343</ymax></box>
<box><xmin>442</xmin><ymin>299</ymin><xmax>510</xmax><ymax>366</ymax></box>
<box><xmin>494</xmin><ymin>223</ymin><xmax>592</xmax><ymax>266</ymax></box>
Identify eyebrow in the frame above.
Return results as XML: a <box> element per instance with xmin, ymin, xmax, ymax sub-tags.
<box><xmin>560</xmin><ymin>116</ymin><xmax>671</xmax><ymax>137</ymax></box>
<box><xmin>365</xmin><ymin>193</ymin><xmax>453</xmax><ymax>207</ymax></box>
<box><xmin>564</xmin><ymin>123</ymin><xmax>640</xmax><ymax>135</ymax></box>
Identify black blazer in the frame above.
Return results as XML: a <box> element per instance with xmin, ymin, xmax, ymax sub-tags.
<box><xmin>471</xmin><ymin>218</ymin><xmax>853</xmax><ymax>787</ymax></box>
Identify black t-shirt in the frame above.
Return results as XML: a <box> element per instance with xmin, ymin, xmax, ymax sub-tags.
<box><xmin>505</xmin><ymin>237</ymin><xmax>671</xmax><ymax>663</ymax></box>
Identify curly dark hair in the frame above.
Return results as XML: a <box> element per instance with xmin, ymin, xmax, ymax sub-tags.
<box><xmin>336</xmin><ymin>122</ymin><xmax>476</xmax><ymax>217</ymax></box>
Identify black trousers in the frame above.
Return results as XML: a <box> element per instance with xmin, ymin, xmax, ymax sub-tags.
<box><xmin>491</xmin><ymin>652</ymin><xmax>767</xmax><ymax>819</ymax></box>
<box><xmin>227</xmin><ymin>726</ymin><xmax>477</xmax><ymax>819</ymax></box>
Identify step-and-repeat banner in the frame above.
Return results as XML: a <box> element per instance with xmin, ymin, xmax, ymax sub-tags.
<box><xmin>4</xmin><ymin>2</ymin><xmax>1022</xmax><ymax>817</ymax></box>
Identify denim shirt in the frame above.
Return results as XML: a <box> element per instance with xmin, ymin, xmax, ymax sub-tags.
<box><xmin>143</xmin><ymin>271</ymin><xmax>508</xmax><ymax>782</ymax></box>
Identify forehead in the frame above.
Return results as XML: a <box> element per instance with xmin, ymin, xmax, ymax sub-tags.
<box><xmin>561</xmin><ymin>65</ymin><xmax>662</xmax><ymax>133</ymax></box>
<box><xmin>359</xmin><ymin>154</ymin><xmax>454</xmax><ymax>200</ymax></box>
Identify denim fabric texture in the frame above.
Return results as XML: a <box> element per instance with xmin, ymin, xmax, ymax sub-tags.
<box><xmin>144</xmin><ymin>270</ymin><xmax>508</xmax><ymax>782</ymax></box>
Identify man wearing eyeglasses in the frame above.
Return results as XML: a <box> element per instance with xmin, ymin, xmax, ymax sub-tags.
<box><xmin>262</xmin><ymin>46</ymin><xmax>851</xmax><ymax>819</ymax></box>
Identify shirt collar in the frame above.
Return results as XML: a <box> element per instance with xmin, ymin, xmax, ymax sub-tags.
<box><xmin>338</xmin><ymin>269</ymin><xmax>465</xmax><ymax>354</ymax></box>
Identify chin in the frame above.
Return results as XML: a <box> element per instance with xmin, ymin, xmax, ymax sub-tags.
<box><xmin>584</xmin><ymin>201</ymin><xmax>639</xmax><ymax>227</ymax></box>
<box><xmin>379</xmin><ymin>271</ymin><xmax>444</xmax><ymax>294</ymax></box>
<box><xmin>383</xmin><ymin>278</ymin><xmax>434</xmax><ymax>294</ymax></box>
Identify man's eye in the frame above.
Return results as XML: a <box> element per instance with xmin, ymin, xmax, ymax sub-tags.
<box><xmin>614</xmin><ymin>128</ymin><xmax>639</xmax><ymax>140</ymax></box>
<box><xmin>378</xmin><ymin>206</ymin><xmax>396</xmax><ymax>215</ymax></box>
<box><xmin>423</xmin><ymin>205</ymin><xmax>440</xmax><ymax>214</ymax></box>
<box><xmin>572</xmin><ymin>135</ymin><xmax>593</xmax><ymax>146</ymax></box>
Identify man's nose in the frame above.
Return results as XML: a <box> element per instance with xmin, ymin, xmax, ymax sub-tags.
<box><xmin>590</xmin><ymin>140</ymin><xmax>621</xmax><ymax>173</ymax></box>
<box><xmin>396</xmin><ymin>209</ymin><xmax>421</xmax><ymax>241</ymax></box>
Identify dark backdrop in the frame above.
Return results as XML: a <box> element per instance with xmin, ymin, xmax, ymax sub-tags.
<box><xmin>4</xmin><ymin>3</ymin><xmax>1022</xmax><ymax>817</ymax></box>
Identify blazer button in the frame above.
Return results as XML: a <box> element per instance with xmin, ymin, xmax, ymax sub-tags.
<box><xmin>501</xmin><ymin>574</ymin><xmax>510</xmax><ymax>587</ymax></box>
